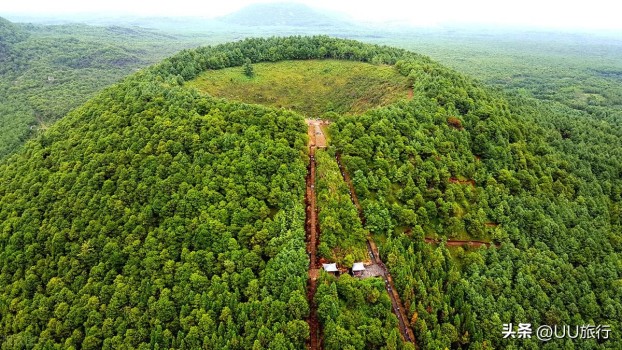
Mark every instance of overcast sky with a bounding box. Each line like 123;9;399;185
2;0;620;31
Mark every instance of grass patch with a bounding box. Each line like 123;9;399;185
187;59;411;117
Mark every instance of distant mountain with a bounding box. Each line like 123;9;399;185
218;2;351;28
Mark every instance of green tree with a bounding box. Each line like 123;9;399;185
243;58;254;78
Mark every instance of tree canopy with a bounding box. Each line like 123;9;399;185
0;35;620;349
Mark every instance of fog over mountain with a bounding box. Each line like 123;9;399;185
217;2;352;28
3;0;622;34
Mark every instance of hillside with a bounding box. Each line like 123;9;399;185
0;36;620;349
0;63;310;350
0;17;191;159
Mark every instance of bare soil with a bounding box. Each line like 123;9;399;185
306;119;328;148
306;120;322;350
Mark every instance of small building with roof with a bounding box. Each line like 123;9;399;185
352;262;365;277
323;263;338;275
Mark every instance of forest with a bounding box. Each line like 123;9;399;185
0;32;620;349
0;37;319;347
315;273;409;350
315;148;368;265
329;55;622;348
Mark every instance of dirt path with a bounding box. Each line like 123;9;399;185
306;119;327;148
305;120;325;350
335;152;417;347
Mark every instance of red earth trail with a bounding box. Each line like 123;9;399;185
305;119;325;350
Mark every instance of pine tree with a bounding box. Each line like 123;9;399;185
243;58;254;78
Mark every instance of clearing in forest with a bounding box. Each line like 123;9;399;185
187;59;411;116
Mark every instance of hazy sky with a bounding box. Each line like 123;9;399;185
1;0;620;30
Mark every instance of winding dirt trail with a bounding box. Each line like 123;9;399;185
335;152;417;347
